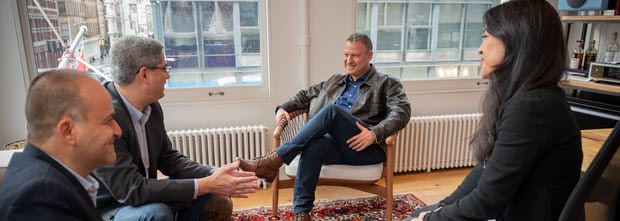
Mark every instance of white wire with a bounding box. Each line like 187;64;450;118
75;57;113;82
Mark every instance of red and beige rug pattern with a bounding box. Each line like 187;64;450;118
232;193;426;221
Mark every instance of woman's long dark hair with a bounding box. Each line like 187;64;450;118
471;0;567;163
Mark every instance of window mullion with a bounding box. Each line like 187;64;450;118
459;4;467;63
233;2;241;69
369;3;378;64
400;3;406;70
197;2;205;69
429;3;440;77
430;4;440;61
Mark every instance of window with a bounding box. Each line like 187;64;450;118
357;0;498;80
58;1;66;15
156;1;262;87
20;0;267;101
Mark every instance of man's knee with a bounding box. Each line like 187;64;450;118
203;194;232;221
323;103;341;112
114;203;174;221
142;203;174;221
314;104;345;119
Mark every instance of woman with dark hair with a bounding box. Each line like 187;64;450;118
407;0;582;220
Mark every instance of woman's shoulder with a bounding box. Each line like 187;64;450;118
507;85;565;106
501;85;567;119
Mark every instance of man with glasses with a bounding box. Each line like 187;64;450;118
93;36;259;221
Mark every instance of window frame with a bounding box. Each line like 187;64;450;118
16;0;270;104
146;0;271;103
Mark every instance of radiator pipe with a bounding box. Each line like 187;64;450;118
299;0;310;88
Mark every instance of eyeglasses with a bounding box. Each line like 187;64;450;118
147;65;172;73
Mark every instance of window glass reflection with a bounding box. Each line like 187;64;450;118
164;1;198;68
23;0;262;88
157;0;261;87
357;0;495;78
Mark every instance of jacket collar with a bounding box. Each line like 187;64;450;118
338;64;377;86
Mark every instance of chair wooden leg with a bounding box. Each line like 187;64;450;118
386;195;393;221
385;167;394;221
385;134;395;221
271;172;280;220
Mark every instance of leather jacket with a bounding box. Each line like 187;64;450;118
278;65;411;144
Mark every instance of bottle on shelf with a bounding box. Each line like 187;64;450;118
569;40;584;70
604;32;618;63
584;40;597;71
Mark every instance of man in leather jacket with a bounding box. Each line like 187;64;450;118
238;33;411;220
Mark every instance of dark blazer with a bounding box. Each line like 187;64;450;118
426;85;583;221
93;82;213;210
0;144;101;221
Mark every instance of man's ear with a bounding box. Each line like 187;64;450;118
57;117;77;145
137;67;148;81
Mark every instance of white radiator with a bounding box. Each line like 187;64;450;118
167;125;268;167
395;114;482;173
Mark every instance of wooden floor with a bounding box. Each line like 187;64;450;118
232;167;471;210
232;128;613;210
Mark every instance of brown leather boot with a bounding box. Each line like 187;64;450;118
203;194;232;221
238;151;283;182
294;212;311;221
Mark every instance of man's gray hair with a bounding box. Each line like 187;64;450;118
110;36;164;86
346;33;373;52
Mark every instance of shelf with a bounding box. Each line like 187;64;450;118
566;69;588;74
561;79;620;96
562;15;620;23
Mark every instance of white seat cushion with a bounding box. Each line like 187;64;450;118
284;154;383;181
0;150;21;185
0;150;20;168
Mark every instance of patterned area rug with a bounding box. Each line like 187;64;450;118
232;193;426;221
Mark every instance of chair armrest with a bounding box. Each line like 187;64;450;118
385;133;396;146
273;109;309;148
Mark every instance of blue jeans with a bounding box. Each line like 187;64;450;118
275;104;386;214
113;203;173;221
112;194;212;221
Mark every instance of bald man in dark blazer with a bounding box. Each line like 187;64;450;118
0;70;121;221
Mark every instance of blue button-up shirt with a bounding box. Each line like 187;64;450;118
335;69;370;112
118;92;152;179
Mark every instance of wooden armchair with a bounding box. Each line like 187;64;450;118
270;109;398;221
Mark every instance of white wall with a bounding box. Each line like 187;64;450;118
0;0;28;146
1;0;485;147
308;1;356;84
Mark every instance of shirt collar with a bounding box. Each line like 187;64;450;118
48;155;99;206
118;90;152;124
347;65;372;84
